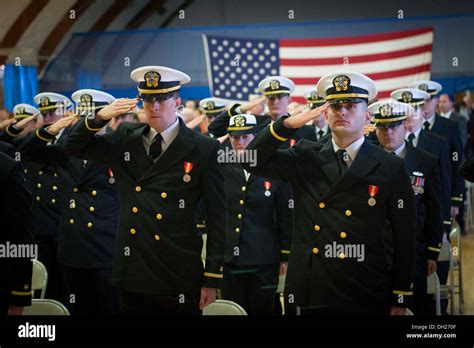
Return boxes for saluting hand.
[283,102,330,129]
[0,118,16,131]
[10,113,38,130]
[239,96,266,114]
[47,115,77,135]
[199,287,217,310]
[96,98,138,121]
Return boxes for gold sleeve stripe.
[428,246,441,252]
[196,224,206,228]
[85,117,103,132]
[443,220,452,225]
[452,197,463,201]
[270,122,287,141]
[5,126,18,137]
[281,250,290,254]
[204,272,223,279]
[35,129,52,142]
[11,290,33,296]
[393,290,413,296]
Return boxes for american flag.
[203,28,433,103]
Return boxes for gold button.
[73,187,78,192]
[319,202,325,209]
[156,213,163,220]
[38,171,43,175]
[37,183,42,189]
[340,232,347,239]
[312,247,319,254]
[338,252,346,259]
[237,214,242,219]
[89,206,95,212]
[161,192,167,199]
[154,234,160,241]
[52,186,58,191]
[87,222,93,228]
[235,228,240,233]
[130,228,136,235]
[70,219,75,225]
[132,207,138,213]
[241,186,246,192]
[345,210,352,217]
[54,173,58,178]
[239,200,244,205]
[135,186,141,192]
[51,199,56,204]
[24,169,27,174]
[314,225,320,231]
[92,190,97,196]
[35,196,40,201]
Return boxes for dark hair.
[442,93,455,103]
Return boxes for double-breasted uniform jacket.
[403,145,443,261]
[430,115,464,207]
[417,130,452,232]
[1,127,62,240]
[243,117,417,314]
[18,126,119,269]
[223,163,292,265]
[0,152,33,307]
[63,116,226,297]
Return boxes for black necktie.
[407,133,415,147]
[149,133,163,160]
[423,121,431,131]
[336,149,348,178]
[317,129,324,140]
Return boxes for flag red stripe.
[288,64,431,85]
[280,44,432,66]
[280,27,432,47]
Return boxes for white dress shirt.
[405,127,422,147]
[143,116,180,162]
[331,136,365,168]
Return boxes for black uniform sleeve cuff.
[451,196,463,207]
[280,250,290,262]
[202,270,223,289]
[36,127,56,142]
[5,124,21,137]
[391,289,413,308]
[227,103,242,117]
[270,116,295,141]
[85,115,108,132]
[427,245,441,261]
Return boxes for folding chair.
[438,241,455,314]
[449,220,464,314]
[203,300,247,315]
[22,299,70,315]
[31,259,48,299]
[427,272,441,315]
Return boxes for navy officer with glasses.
[63,66,226,315]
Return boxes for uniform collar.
[145,116,180,145]
[331,135,365,162]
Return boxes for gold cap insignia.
[269,80,280,90]
[234,115,246,128]
[379,104,392,117]
[419,83,428,92]
[40,97,50,107]
[401,91,413,103]
[16,106,25,115]
[80,94,93,105]
[145,71,161,88]
[310,91,319,100]
[332,75,350,92]
[206,101,215,110]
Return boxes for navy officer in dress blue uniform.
[63,66,226,315]
[243,70,417,315]
[371,100,443,315]
[304,88,330,143]
[18,89,120,316]
[221,113,292,315]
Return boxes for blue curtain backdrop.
[3,64,38,112]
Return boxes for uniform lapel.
[127,124,154,181]
[417,130,432,152]
[140,119,197,182]
[323,140,380,199]
[229,163,246,182]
